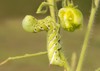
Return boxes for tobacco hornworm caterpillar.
[58,6,83,32]
[22,15,66,67]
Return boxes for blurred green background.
[0,0,100,71]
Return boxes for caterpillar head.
[58,6,83,32]
[22,15,38,32]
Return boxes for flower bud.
[58,6,83,32]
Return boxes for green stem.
[71,52,77,71]
[62,0,67,7]
[36,2,53,14]
[0,51,47,66]
[76,0,99,71]
[67,0,70,6]
[54,0,59,23]
[47,0,56,21]
[67,0,74,6]
[64,61,71,71]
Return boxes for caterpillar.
[22,15,66,67]
[58,6,83,32]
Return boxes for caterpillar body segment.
[22,15,66,67]
[47,25,65,66]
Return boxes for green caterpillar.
[22,15,65,67]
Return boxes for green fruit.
[58,6,83,32]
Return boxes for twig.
[0,51,47,66]
[36,2,53,14]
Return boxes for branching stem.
[36,2,53,14]
[0,51,47,66]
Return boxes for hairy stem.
[0,51,47,66]
[76,0,99,71]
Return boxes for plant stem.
[64,63,70,71]
[36,2,53,14]
[0,51,47,66]
[47,0,56,21]
[76,0,99,71]
[71,52,77,71]
[62,0,67,7]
